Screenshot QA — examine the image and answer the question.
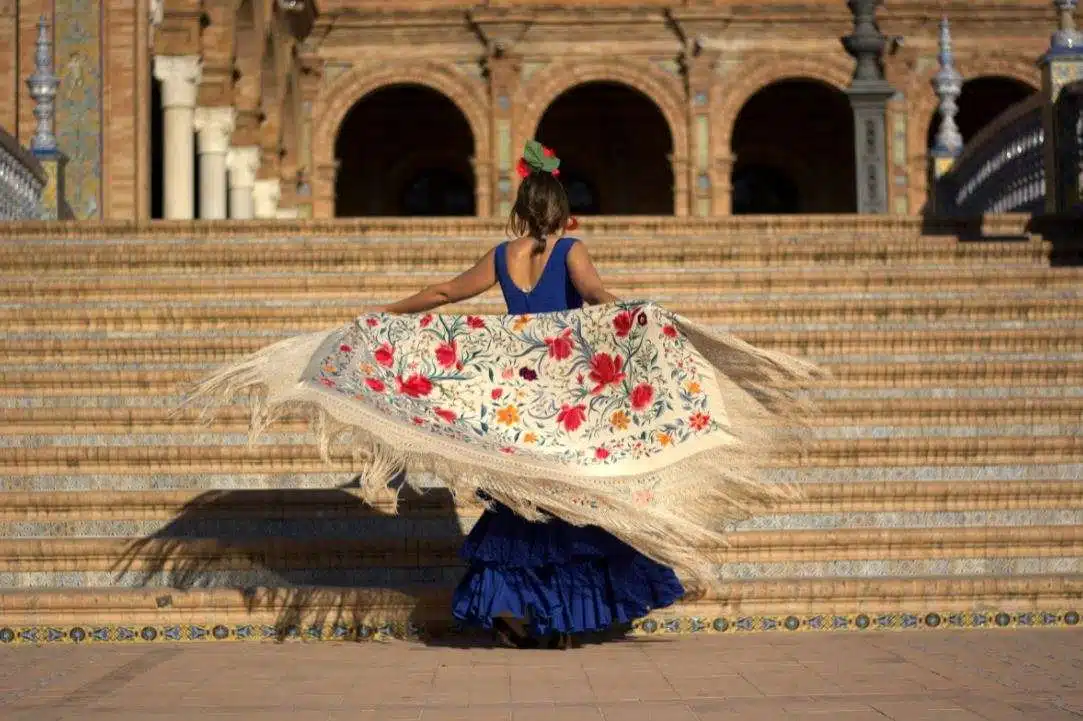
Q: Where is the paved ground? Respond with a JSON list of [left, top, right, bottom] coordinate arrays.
[[1, 629, 1081, 720]]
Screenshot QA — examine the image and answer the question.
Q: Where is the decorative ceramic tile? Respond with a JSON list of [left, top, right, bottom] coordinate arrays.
[[54, 0, 102, 219]]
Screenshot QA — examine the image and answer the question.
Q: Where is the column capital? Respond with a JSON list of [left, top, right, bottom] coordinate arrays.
[[195, 107, 236, 155], [226, 145, 261, 188], [153, 55, 202, 109]]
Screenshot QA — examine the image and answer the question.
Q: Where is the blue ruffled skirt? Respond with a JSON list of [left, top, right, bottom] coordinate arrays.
[[451, 503, 685, 636]]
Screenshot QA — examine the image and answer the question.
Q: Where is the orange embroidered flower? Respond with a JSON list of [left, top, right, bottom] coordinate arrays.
[[522, 432, 538, 444], [610, 410, 630, 430], [512, 315, 532, 332], [685, 381, 701, 395], [657, 432, 673, 446], [496, 405, 520, 426]]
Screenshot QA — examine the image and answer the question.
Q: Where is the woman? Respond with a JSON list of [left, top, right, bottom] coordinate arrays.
[[372, 142, 684, 649]]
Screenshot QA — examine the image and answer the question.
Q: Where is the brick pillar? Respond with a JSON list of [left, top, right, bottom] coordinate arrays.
[[685, 49, 721, 216], [486, 54, 520, 218]]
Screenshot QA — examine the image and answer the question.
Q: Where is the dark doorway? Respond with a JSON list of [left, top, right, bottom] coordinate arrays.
[[334, 85, 475, 217], [731, 79, 856, 214], [536, 82, 674, 215]]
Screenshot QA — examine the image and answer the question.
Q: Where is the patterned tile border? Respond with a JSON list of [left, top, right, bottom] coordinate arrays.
[[0, 610, 1078, 646]]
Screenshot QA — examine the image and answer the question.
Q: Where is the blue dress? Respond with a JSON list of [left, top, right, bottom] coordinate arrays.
[[450, 237, 685, 636]]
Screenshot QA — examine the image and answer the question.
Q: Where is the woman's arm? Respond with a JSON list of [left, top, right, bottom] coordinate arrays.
[[567, 241, 619, 305], [374, 247, 498, 315]]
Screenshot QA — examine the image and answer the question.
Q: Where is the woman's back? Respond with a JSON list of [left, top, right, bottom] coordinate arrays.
[[495, 236, 584, 315]]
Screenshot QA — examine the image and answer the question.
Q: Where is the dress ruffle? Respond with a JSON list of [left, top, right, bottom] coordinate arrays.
[[452, 504, 685, 636]]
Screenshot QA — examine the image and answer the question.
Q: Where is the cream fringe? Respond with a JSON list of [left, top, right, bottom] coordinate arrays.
[[180, 307, 824, 586]]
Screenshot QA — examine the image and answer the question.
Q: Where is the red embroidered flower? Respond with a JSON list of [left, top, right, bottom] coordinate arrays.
[[320, 378, 335, 388], [519, 367, 538, 381], [397, 374, 434, 398], [374, 343, 394, 368], [516, 158, 531, 179], [663, 325, 678, 338], [435, 340, 458, 369], [412, 417, 425, 425], [500, 447, 516, 454], [365, 318, 379, 327], [419, 314, 433, 328], [588, 353, 625, 394], [557, 403, 588, 432], [612, 310, 635, 338], [689, 412, 711, 431], [630, 383, 654, 411], [595, 447, 610, 460], [544, 329, 574, 360], [364, 378, 386, 392], [491, 388, 503, 400], [434, 408, 457, 424], [339, 344, 352, 353], [466, 316, 485, 329]]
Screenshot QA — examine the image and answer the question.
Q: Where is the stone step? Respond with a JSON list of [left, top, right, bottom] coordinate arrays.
[[4, 297, 1082, 332], [3, 398, 1080, 434], [2, 362, 1079, 398], [5, 266, 1083, 302], [5, 328, 1080, 363], [6, 293, 1082, 323], [0, 238, 1052, 274], [2, 481, 1079, 521], [2, 526, 1081, 577], [0, 576, 1078, 633], [0, 436, 1080, 475]]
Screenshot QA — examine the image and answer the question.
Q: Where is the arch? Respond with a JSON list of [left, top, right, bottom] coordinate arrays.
[[536, 82, 675, 215], [714, 55, 854, 152], [729, 79, 856, 214], [311, 62, 490, 218], [332, 84, 476, 217], [905, 55, 1041, 210], [516, 60, 687, 156]]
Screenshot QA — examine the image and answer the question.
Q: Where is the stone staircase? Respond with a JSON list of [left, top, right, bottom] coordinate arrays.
[[1, 216, 1082, 645]]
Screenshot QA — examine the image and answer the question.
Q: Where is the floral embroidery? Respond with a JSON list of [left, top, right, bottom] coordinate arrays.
[[309, 302, 725, 472]]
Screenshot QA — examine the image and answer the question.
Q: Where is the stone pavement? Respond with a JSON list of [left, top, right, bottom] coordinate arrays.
[[1, 629, 1081, 721]]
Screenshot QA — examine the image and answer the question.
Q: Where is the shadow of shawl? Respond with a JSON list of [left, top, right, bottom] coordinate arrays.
[[112, 477, 468, 642]]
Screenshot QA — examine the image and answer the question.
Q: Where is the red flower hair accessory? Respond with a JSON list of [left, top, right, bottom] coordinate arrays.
[[517, 140, 561, 178]]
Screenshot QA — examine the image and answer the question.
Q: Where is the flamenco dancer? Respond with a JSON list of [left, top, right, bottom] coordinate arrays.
[[368, 142, 684, 649]]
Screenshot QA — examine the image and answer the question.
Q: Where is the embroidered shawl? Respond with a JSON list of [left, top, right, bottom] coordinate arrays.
[[185, 301, 821, 582]]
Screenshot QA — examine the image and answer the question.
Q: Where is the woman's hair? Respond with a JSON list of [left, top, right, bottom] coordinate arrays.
[[507, 171, 570, 255]]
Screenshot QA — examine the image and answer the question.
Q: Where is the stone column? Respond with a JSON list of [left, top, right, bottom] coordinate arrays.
[[252, 178, 281, 218], [194, 107, 235, 219], [1040, 0, 1083, 213], [226, 145, 259, 220], [153, 55, 201, 219], [842, 0, 897, 214]]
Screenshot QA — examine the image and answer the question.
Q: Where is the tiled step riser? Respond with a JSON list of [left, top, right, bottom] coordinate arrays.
[[0, 239, 1051, 269], [2, 436, 1081, 473], [5, 558, 1082, 590], [4, 365, 1079, 396], [4, 424, 1083, 449], [6, 300, 1082, 330], [8, 332, 1081, 361], [8, 274, 1083, 302]]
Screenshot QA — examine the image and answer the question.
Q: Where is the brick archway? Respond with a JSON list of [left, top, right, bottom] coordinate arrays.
[[311, 62, 491, 218], [714, 55, 854, 153], [515, 61, 689, 216], [905, 55, 1041, 212]]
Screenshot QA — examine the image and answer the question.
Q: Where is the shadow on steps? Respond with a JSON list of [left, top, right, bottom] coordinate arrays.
[[111, 478, 467, 643]]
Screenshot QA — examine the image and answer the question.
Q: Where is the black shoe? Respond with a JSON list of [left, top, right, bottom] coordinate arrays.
[[493, 618, 538, 649]]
